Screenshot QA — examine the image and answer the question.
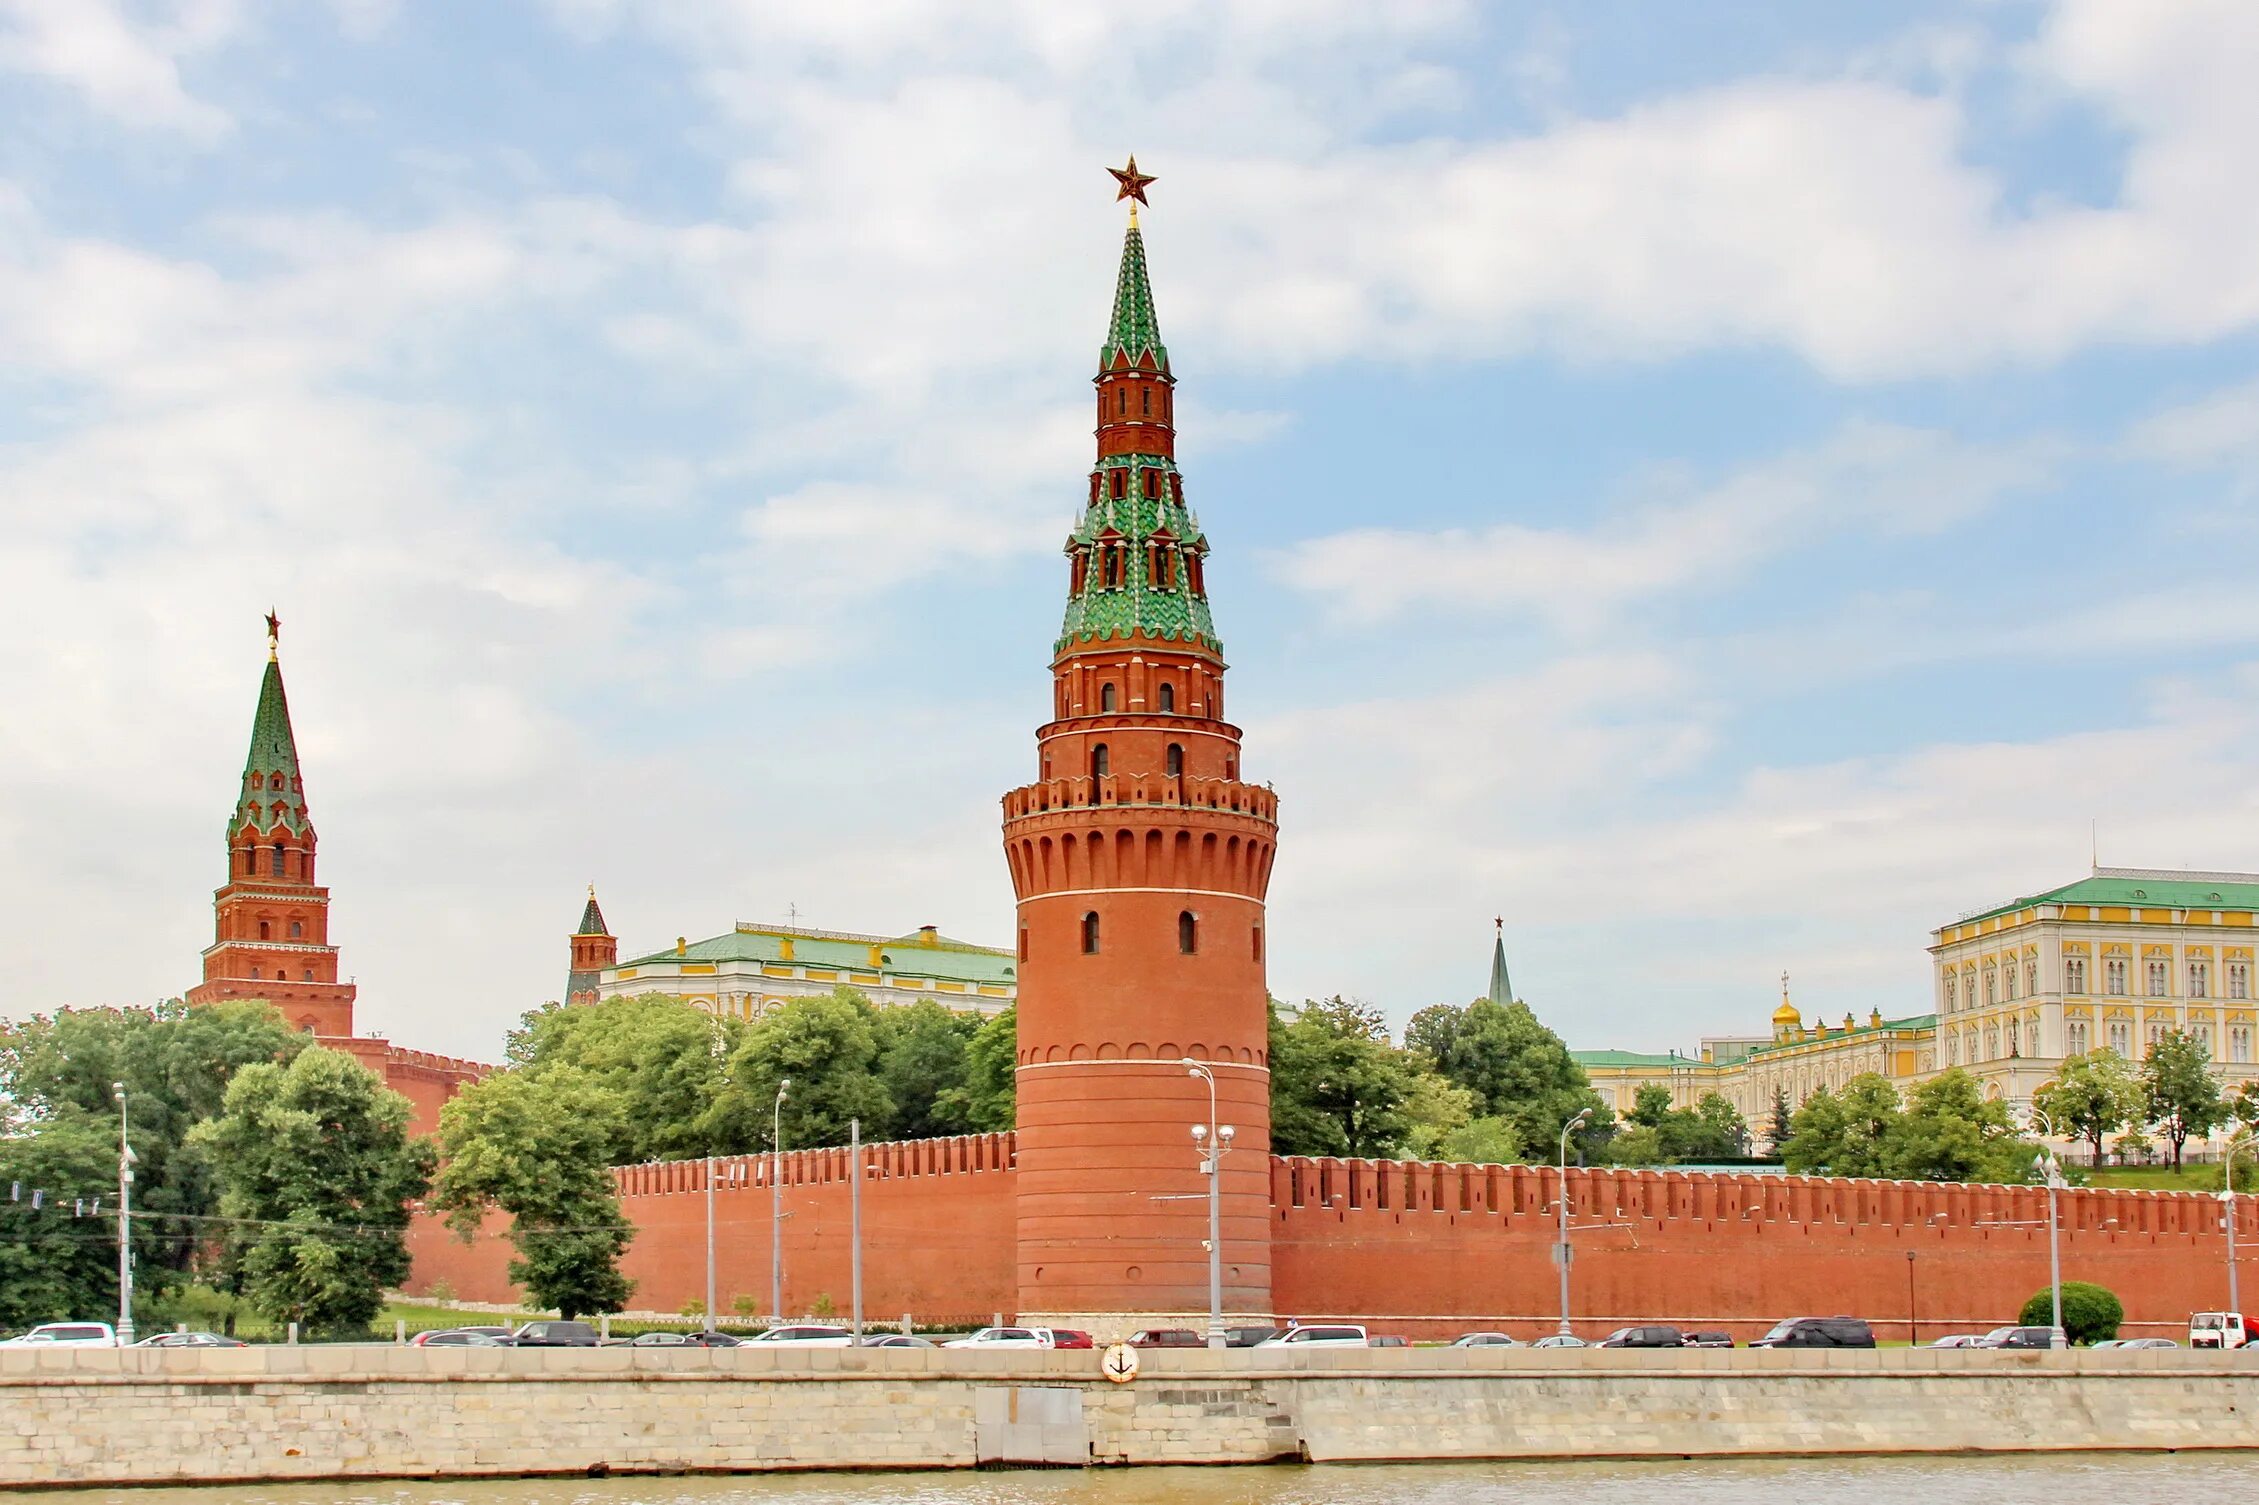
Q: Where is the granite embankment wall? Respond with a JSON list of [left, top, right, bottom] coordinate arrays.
[[405, 1140, 2251, 1339], [1270, 1157, 2257, 1340], [406, 1133, 1016, 1323], [7, 1346, 2259, 1487]]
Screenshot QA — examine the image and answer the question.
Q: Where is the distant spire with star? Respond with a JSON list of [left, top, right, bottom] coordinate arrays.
[[1487, 917, 1515, 1007]]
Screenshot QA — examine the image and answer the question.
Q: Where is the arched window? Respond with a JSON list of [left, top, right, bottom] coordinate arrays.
[[289, 920, 302, 939], [1178, 911, 1198, 954], [249, 966, 261, 980], [1158, 682, 1175, 713], [1252, 924, 1264, 963], [1091, 744, 1109, 778], [1166, 743, 1183, 778], [1224, 755, 1237, 780], [258, 920, 270, 940], [271, 843, 285, 878], [1081, 912, 1100, 954], [1141, 387, 1151, 416], [1109, 469, 1126, 500], [1143, 470, 1159, 499], [1101, 683, 1117, 712], [243, 848, 255, 875], [302, 969, 314, 982]]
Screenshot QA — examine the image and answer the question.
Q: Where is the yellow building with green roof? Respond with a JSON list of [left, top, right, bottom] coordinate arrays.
[[597, 920, 1016, 1020]]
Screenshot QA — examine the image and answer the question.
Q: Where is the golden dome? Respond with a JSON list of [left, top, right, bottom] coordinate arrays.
[[1772, 1001, 1802, 1026]]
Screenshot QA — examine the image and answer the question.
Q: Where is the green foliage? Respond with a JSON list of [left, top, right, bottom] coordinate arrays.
[[1421, 998, 1607, 1163], [1767, 1086, 1793, 1154], [872, 1002, 979, 1141], [1784, 1070, 2035, 1183], [708, 989, 893, 1152], [941, 1006, 1016, 1133], [1608, 1091, 1751, 1165], [731, 1292, 762, 1316], [1268, 998, 1424, 1159], [1402, 1002, 1465, 1066], [2034, 1051, 2142, 1166], [1399, 1072, 1478, 1160], [508, 995, 738, 1163], [1629, 1084, 1674, 1129], [0, 1116, 116, 1330], [433, 1067, 634, 1320], [2019, 1281, 2122, 1345], [2140, 1030, 2227, 1171], [1434, 1115, 1523, 1165], [191, 1047, 432, 1339]]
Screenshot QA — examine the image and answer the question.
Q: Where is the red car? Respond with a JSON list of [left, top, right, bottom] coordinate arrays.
[[1045, 1327, 1095, 1349]]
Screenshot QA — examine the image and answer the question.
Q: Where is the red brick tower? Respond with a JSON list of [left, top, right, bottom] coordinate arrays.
[[566, 886, 615, 1006], [186, 614, 358, 1037], [1002, 168, 1279, 1326]]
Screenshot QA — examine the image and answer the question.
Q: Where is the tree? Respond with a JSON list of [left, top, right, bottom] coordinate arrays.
[[2141, 1029, 2227, 1172], [706, 988, 892, 1152], [1687, 1092, 1752, 1159], [1268, 998, 1423, 1158], [1402, 1003, 1466, 1066], [191, 1047, 432, 1337], [2033, 1051, 2141, 1167], [1784, 1076, 1908, 1177], [434, 1068, 634, 1319], [871, 1001, 979, 1141], [1629, 1084, 1674, 1129], [0, 1116, 117, 1330], [1400, 1071, 1477, 1160], [1435, 1115, 1523, 1165], [507, 995, 738, 1163], [1886, 1069, 2033, 1183], [1425, 998, 1604, 1163], [1766, 1086, 1793, 1155], [938, 1006, 1015, 1132], [2019, 1281, 2122, 1345]]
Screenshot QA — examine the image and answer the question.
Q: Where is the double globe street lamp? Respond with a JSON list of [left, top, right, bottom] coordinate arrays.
[[1184, 1058, 1235, 1349]]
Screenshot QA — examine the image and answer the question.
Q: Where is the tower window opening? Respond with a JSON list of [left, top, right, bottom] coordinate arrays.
[[1143, 470, 1158, 499], [242, 848, 255, 875], [1178, 911, 1198, 954], [1167, 743, 1183, 778], [1252, 924, 1264, 963], [1116, 387, 1126, 415], [1091, 744, 1110, 778], [289, 920, 302, 938], [1170, 474, 1183, 501], [1081, 912, 1101, 954], [1089, 474, 1101, 505], [249, 966, 261, 980], [258, 920, 270, 940], [1155, 548, 1174, 589], [1158, 683, 1174, 713], [1141, 387, 1151, 416], [1225, 755, 1237, 779], [1110, 469, 1126, 500], [302, 969, 313, 982], [1018, 926, 1029, 962], [1101, 683, 1117, 712], [271, 843, 285, 877]]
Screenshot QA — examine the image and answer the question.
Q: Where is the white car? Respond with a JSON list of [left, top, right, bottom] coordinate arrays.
[[1450, 1331, 1522, 1347], [1531, 1334, 1587, 1349], [746, 1324, 855, 1348], [1254, 1324, 1368, 1349], [2, 1322, 117, 1348], [943, 1326, 1055, 1349]]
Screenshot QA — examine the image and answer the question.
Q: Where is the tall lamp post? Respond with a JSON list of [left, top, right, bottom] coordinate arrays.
[[1556, 1107, 1591, 1338], [1183, 1059, 1235, 1350], [2034, 1146, 2067, 1343], [113, 1083, 135, 1346], [771, 1079, 790, 1322], [1905, 1250, 1918, 1346], [2223, 1134, 2248, 1317]]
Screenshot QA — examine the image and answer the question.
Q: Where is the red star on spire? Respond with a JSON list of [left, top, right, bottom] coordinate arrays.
[[1108, 156, 1156, 207]]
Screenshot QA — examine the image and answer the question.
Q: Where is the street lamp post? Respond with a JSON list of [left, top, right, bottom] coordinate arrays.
[[2223, 1135, 2247, 1317], [704, 1152, 718, 1333], [1556, 1108, 1591, 1338], [2034, 1147, 2067, 1342], [1183, 1059, 1235, 1350], [113, 1083, 135, 1346], [1905, 1250, 1917, 1346], [771, 1079, 790, 1322]]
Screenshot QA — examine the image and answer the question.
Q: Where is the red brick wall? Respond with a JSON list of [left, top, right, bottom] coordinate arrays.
[[1269, 1155, 2255, 1341]]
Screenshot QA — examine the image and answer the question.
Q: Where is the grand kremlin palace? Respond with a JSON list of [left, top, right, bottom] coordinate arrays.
[[1575, 867, 2259, 1135]]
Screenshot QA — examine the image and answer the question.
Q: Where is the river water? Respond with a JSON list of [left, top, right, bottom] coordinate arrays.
[[57, 1458, 2256, 1505]]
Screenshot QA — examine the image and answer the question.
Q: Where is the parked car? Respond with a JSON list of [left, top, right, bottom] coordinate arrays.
[[1600, 1326, 1685, 1348], [747, 1324, 855, 1348], [133, 1332, 245, 1348], [2113, 1337, 2179, 1350], [1223, 1326, 1282, 1347], [1977, 1326, 2067, 1349], [1047, 1328, 1095, 1350], [1254, 1324, 1368, 1349], [0, 1323, 116, 1347], [512, 1321, 600, 1348], [417, 1330, 506, 1347], [1531, 1334, 1587, 1349], [411, 1325, 516, 1347], [1684, 1331, 1735, 1349], [1450, 1332, 1522, 1348], [1129, 1328, 1203, 1348], [1928, 1334, 1988, 1348], [1367, 1334, 1409, 1348], [2189, 1311, 2255, 1349], [859, 1334, 935, 1348], [1751, 1316, 1875, 1349], [943, 1326, 1054, 1349]]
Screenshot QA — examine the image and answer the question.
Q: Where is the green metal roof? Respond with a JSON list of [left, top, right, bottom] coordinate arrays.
[[1570, 1049, 1709, 1070], [232, 655, 310, 837], [1954, 870, 2259, 927], [1101, 223, 1167, 373], [1743, 1013, 1936, 1062], [619, 924, 1016, 988]]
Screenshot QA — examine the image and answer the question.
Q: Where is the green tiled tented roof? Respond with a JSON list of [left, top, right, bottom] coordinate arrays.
[[1954, 870, 2259, 928], [619, 923, 1017, 988], [1054, 485, 1221, 655], [1101, 223, 1167, 373], [577, 891, 610, 937], [233, 656, 310, 837]]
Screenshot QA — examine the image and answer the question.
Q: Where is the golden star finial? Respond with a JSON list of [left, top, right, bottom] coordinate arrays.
[[265, 609, 280, 660], [1108, 156, 1155, 221]]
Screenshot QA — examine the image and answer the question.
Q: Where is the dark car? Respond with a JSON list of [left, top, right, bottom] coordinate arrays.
[[1048, 1328, 1095, 1350], [1128, 1328, 1203, 1348], [860, 1334, 936, 1348], [1978, 1325, 2067, 1350], [512, 1320, 600, 1347], [1600, 1325, 1685, 1348], [1367, 1334, 1409, 1348], [1751, 1316, 1875, 1349], [1685, 1331, 1735, 1349], [418, 1330, 506, 1347], [1224, 1326, 1282, 1347]]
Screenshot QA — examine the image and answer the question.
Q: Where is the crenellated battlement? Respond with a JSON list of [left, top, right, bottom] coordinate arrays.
[[611, 1131, 1016, 1199], [1001, 774, 1277, 823]]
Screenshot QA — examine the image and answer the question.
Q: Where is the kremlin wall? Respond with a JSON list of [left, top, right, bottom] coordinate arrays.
[[190, 176, 2255, 1342]]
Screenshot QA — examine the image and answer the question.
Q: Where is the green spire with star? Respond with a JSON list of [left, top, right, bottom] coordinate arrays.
[[236, 613, 311, 837], [1101, 221, 1168, 374]]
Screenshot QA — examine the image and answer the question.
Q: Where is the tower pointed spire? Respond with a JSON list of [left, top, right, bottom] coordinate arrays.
[[577, 884, 610, 939], [567, 883, 617, 1006], [1102, 221, 1167, 374], [242, 619, 308, 837], [1487, 917, 1514, 1007]]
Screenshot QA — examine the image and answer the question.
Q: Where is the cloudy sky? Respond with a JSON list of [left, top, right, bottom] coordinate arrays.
[[5, 0, 2258, 1063]]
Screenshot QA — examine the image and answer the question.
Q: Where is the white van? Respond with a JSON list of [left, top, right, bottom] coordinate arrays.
[[1254, 1324, 1368, 1349], [1, 1322, 117, 1347], [2189, 1312, 2252, 1349]]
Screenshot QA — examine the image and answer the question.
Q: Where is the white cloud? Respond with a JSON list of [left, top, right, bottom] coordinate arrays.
[[0, 0, 236, 140], [1267, 422, 2059, 628]]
